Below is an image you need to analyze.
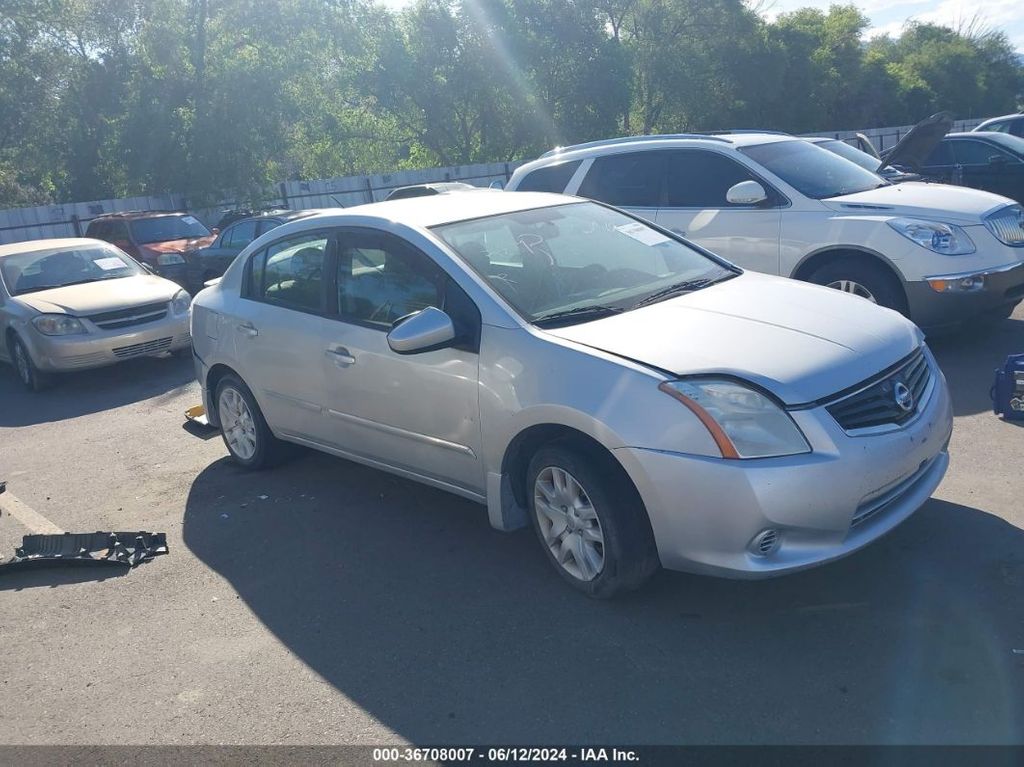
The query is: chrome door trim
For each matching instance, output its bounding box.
[326,407,477,458]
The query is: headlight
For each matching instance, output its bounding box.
[659,379,810,459]
[157,253,186,266]
[32,314,87,336]
[887,217,975,255]
[170,289,191,315]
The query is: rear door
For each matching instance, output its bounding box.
[574,151,665,224]
[655,149,783,274]
[227,229,334,442]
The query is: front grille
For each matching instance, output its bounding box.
[852,455,937,527]
[826,349,932,431]
[984,205,1024,246]
[87,301,168,330]
[112,337,172,359]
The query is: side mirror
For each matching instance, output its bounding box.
[211,227,220,235]
[387,306,455,354]
[726,180,768,206]
[988,154,1008,166]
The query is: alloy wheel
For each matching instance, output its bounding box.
[13,342,31,385]
[827,279,877,303]
[219,387,258,461]
[533,466,605,581]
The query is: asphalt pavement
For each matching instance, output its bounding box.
[0,308,1022,745]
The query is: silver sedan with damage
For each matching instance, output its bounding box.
[191,192,952,597]
[0,238,191,390]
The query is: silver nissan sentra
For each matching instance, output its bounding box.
[191,191,952,597]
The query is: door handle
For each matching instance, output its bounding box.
[325,347,356,366]
[236,322,258,337]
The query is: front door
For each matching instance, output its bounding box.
[317,230,484,494]
[655,149,783,275]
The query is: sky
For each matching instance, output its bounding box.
[375,0,1024,53]
[763,0,1024,52]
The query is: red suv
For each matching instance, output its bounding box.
[85,211,216,288]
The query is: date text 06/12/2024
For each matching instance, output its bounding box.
[371,747,640,763]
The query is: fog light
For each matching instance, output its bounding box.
[749,528,781,557]
[927,274,985,293]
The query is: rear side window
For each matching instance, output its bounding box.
[224,220,257,249]
[85,221,107,239]
[665,150,763,207]
[952,140,1012,165]
[249,232,329,312]
[516,160,581,193]
[923,142,954,166]
[577,152,664,207]
[984,121,1010,134]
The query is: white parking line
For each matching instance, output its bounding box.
[0,491,64,535]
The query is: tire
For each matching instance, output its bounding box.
[526,445,659,598]
[807,258,907,315]
[214,373,290,469]
[9,335,49,392]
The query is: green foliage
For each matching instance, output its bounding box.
[1,0,1022,209]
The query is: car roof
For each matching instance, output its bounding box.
[539,132,793,159]
[294,190,576,229]
[977,114,1023,127]
[0,237,106,259]
[89,210,188,221]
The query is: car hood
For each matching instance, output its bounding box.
[143,236,216,254]
[14,275,180,316]
[822,181,1012,223]
[878,111,953,172]
[544,272,921,405]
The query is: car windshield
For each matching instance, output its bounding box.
[130,215,211,244]
[742,140,888,199]
[1,243,143,296]
[815,139,883,173]
[433,202,737,326]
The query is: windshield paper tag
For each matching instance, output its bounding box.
[615,222,669,247]
[182,215,200,225]
[94,257,126,270]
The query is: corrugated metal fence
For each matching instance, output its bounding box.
[0,115,1000,245]
[0,162,517,245]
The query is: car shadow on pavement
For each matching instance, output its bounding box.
[0,354,195,428]
[929,315,1024,417]
[183,452,1024,744]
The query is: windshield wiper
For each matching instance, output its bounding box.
[533,305,624,327]
[15,278,98,295]
[633,272,735,309]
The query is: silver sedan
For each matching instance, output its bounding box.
[0,238,191,390]
[191,192,952,597]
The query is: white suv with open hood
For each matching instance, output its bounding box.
[507,133,1024,329]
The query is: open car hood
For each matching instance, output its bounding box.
[878,111,953,172]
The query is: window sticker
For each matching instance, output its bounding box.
[182,215,200,225]
[94,257,127,270]
[615,222,670,247]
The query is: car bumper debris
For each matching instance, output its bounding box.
[0,531,168,572]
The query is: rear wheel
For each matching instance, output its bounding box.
[527,445,658,598]
[215,374,290,469]
[9,335,49,392]
[807,259,906,315]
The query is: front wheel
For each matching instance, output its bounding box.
[215,374,290,469]
[527,445,658,598]
[807,259,907,315]
[9,335,49,392]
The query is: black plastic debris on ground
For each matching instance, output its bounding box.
[0,531,168,572]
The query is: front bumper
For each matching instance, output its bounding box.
[24,315,191,372]
[905,260,1024,328]
[615,354,954,578]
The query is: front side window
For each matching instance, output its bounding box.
[984,121,1010,134]
[130,215,211,244]
[224,220,258,249]
[516,160,582,193]
[740,140,887,199]
[1,244,143,296]
[252,232,328,311]
[952,139,1014,165]
[577,152,664,207]
[434,201,736,325]
[665,150,765,207]
[336,233,442,327]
